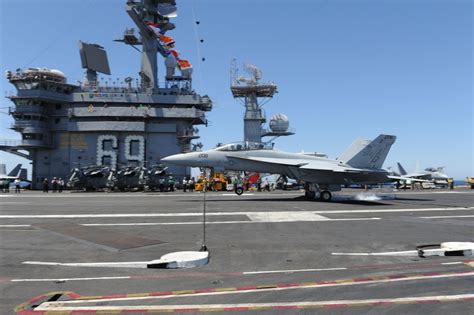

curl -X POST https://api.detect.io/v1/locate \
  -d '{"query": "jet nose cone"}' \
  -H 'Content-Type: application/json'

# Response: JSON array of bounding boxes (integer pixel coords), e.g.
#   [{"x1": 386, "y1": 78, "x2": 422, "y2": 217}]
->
[
  {"x1": 161, "y1": 154, "x2": 180, "y2": 163},
  {"x1": 161, "y1": 153, "x2": 192, "y2": 166}
]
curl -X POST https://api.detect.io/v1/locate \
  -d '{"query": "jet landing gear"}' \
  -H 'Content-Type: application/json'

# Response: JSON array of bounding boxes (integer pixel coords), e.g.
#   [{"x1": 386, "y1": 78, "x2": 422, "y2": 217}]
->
[
  {"x1": 319, "y1": 190, "x2": 332, "y2": 202},
  {"x1": 305, "y1": 190, "x2": 316, "y2": 199},
  {"x1": 304, "y1": 183, "x2": 333, "y2": 202}
]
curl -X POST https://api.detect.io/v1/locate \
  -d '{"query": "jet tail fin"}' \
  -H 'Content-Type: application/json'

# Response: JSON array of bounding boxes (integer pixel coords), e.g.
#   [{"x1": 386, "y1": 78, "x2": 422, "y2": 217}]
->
[
  {"x1": 338, "y1": 135, "x2": 396, "y2": 169},
  {"x1": 338, "y1": 138, "x2": 371, "y2": 165},
  {"x1": 397, "y1": 162, "x2": 408, "y2": 175},
  {"x1": 18, "y1": 168, "x2": 28, "y2": 180},
  {"x1": 7, "y1": 164, "x2": 22, "y2": 177}
]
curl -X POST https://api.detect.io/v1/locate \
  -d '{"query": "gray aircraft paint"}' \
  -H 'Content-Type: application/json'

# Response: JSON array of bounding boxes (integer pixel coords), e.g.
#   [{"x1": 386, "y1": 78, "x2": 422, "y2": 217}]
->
[{"x1": 162, "y1": 134, "x2": 396, "y2": 188}]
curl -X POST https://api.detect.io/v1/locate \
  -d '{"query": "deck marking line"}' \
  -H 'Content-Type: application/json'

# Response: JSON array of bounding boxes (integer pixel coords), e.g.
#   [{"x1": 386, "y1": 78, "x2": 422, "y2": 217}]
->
[
  {"x1": 243, "y1": 267, "x2": 347, "y2": 275},
  {"x1": 15, "y1": 260, "x2": 468, "y2": 282},
  {"x1": 332, "y1": 248, "x2": 445, "y2": 256},
  {"x1": 32, "y1": 294, "x2": 474, "y2": 312},
  {"x1": 2, "y1": 218, "x2": 382, "y2": 229},
  {"x1": 420, "y1": 215, "x2": 474, "y2": 219},
  {"x1": 11, "y1": 276, "x2": 132, "y2": 282},
  {"x1": 441, "y1": 262, "x2": 464, "y2": 265},
  {"x1": 29, "y1": 271, "x2": 474, "y2": 305},
  {"x1": 3, "y1": 206, "x2": 473, "y2": 219}
]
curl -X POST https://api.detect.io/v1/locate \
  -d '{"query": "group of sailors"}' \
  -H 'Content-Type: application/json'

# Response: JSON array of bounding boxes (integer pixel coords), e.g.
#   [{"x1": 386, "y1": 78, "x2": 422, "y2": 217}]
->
[
  {"x1": 239, "y1": 177, "x2": 273, "y2": 192},
  {"x1": 42, "y1": 177, "x2": 65, "y2": 193},
  {"x1": 182, "y1": 177, "x2": 195, "y2": 192}
]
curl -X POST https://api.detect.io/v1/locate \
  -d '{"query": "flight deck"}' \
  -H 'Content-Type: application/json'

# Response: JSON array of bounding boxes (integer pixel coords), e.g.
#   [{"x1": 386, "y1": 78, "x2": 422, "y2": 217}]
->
[{"x1": 1, "y1": 188, "x2": 473, "y2": 314}]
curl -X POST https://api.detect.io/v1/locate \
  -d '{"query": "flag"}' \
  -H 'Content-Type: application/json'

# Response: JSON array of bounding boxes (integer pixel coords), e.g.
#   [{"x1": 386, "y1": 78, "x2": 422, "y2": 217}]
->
[{"x1": 177, "y1": 59, "x2": 192, "y2": 70}]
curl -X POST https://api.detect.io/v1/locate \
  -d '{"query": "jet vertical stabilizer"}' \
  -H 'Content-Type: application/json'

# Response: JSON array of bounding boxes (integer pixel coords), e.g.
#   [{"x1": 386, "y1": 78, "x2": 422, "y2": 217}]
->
[
  {"x1": 397, "y1": 162, "x2": 408, "y2": 175},
  {"x1": 338, "y1": 138, "x2": 371, "y2": 165},
  {"x1": 342, "y1": 135, "x2": 396, "y2": 169},
  {"x1": 19, "y1": 168, "x2": 28, "y2": 180},
  {"x1": 7, "y1": 164, "x2": 22, "y2": 177}
]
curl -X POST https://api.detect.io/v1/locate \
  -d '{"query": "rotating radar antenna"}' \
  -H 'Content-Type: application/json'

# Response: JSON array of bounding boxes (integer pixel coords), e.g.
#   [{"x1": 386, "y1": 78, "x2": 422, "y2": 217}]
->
[{"x1": 230, "y1": 59, "x2": 294, "y2": 143}]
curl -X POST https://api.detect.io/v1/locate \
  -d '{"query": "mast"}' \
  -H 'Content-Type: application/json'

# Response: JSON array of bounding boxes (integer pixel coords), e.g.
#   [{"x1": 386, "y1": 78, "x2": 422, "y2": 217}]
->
[{"x1": 121, "y1": 0, "x2": 177, "y2": 91}]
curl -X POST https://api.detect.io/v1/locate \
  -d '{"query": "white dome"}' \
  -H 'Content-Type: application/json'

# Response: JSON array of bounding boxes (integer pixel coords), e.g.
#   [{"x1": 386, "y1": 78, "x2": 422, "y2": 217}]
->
[
  {"x1": 50, "y1": 69, "x2": 66, "y2": 77},
  {"x1": 269, "y1": 114, "x2": 290, "y2": 132}
]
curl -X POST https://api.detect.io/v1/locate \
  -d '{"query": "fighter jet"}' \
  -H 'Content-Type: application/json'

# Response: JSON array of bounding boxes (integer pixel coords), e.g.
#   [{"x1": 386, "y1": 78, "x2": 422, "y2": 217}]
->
[
  {"x1": 397, "y1": 163, "x2": 449, "y2": 185},
  {"x1": 0, "y1": 163, "x2": 23, "y2": 181},
  {"x1": 0, "y1": 164, "x2": 30, "y2": 190},
  {"x1": 162, "y1": 134, "x2": 397, "y2": 201}
]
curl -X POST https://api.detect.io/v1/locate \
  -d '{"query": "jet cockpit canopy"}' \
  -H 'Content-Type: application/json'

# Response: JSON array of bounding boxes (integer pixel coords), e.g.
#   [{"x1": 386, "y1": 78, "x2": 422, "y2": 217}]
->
[{"x1": 214, "y1": 141, "x2": 273, "y2": 152}]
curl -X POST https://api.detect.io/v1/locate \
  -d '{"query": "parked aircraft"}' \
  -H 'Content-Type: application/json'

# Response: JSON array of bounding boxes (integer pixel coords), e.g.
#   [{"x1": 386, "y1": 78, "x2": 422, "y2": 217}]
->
[
  {"x1": 0, "y1": 163, "x2": 23, "y2": 180},
  {"x1": 397, "y1": 163, "x2": 449, "y2": 184},
  {"x1": 162, "y1": 134, "x2": 397, "y2": 201},
  {"x1": 67, "y1": 165, "x2": 114, "y2": 191},
  {"x1": 0, "y1": 164, "x2": 30, "y2": 190}
]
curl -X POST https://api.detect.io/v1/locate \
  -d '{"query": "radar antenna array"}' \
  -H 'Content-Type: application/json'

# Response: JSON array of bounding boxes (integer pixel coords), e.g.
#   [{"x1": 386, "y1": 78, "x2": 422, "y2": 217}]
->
[{"x1": 230, "y1": 60, "x2": 294, "y2": 143}]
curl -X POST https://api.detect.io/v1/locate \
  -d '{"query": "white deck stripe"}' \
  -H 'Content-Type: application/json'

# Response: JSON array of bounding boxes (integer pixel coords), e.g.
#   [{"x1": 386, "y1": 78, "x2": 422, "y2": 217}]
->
[
  {"x1": 332, "y1": 250, "x2": 419, "y2": 256},
  {"x1": 13, "y1": 260, "x2": 467, "y2": 282},
  {"x1": 1, "y1": 207, "x2": 472, "y2": 219},
  {"x1": 243, "y1": 267, "x2": 347, "y2": 275},
  {"x1": 11, "y1": 267, "x2": 348, "y2": 282},
  {"x1": 35, "y1": 272, "x2": 474, "y2": 308},
  {"x1": 0, "y1": 218, "x2": 381, "y2": 228},
  {"x1": 22, "y1": 261, "x2": 152, "y2": 268},
  {"x1": 420, "y1": 215, "x2": 474, "y2": 219},
  {"x1": 441, "y1": 262, "x2": 464, "y2": 265},
  {"x1": 35, "y1": 271, "x2": 474, "y2": 306},
  {"x1": 0, "y1": 192, "x2": 300, "y2": 198},
  {"x1": 35, "y1": 293, "x2": 474, "y2": 311},
  {"x1": 314, "y1": 207, "x2": 474, "y2": 214},
  {"x1": 331, "y1": 248, "x2": 451, "y2": 256},
  {"x1": 11, "y1": 276, "x2": 131, "y2": 282}
]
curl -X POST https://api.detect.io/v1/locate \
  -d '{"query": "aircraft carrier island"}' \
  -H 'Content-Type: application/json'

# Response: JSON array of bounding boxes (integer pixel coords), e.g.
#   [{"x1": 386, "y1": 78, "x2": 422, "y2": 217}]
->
[{"x1": 1, "y1": 0, "x2": 212, "y2": 189}]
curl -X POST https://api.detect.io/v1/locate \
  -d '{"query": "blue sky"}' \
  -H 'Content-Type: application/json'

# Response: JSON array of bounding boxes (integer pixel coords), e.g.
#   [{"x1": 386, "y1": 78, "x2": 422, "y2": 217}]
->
[{"x1": 0, "y1": 0, "x2": 472, "y2": 179}]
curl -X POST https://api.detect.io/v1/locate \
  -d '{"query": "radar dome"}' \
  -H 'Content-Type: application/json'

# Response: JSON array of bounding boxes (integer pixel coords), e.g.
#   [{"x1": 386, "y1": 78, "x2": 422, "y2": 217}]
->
[
  {"x1": 50, "y1": 69, "x2": 66, "y2": 78},
  {"x1": 269, "y1": 114, "x2": 290, "y2": 132}
]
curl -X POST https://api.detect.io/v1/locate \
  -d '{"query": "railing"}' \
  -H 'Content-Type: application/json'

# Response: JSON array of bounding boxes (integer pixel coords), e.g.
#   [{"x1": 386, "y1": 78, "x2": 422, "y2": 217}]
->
[
  {"x1": 20, "y1": 139, "x2": 52, "y2": 147},
  {"x1": 79, "y1": 78, "x2": 192, "y2": 94},
  {"x1": 14, "y1": 89, "x2": 71, "y2": 102},
  {"x1": 11, "y1": 120, "x2": 48, "y2": 129},
  {"x1": 0, "y1": 139, "x2": 22, "y2": 147},
  {"x1": 9, "y1": 105, "x2": 49, "y2": 115}
]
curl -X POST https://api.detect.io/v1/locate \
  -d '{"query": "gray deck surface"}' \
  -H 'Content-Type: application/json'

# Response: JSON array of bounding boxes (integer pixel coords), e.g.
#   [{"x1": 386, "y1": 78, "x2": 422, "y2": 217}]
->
[{"x1": 1, "y1": 188, "x2": 473, "y2": 314}]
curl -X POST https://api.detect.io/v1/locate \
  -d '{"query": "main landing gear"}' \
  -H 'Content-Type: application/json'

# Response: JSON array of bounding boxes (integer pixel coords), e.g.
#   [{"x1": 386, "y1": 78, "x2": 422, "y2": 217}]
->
[
  {"x1": 319, "y1": 190, "x2": 332, "y2": 202},
  {"x1": 304, "y1": 183, "x2": 332, "y2": 202}
]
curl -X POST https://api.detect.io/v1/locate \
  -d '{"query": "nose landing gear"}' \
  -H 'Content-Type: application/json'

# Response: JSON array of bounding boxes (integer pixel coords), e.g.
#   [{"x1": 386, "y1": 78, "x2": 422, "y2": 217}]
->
[{"x1": 304, "y1": 183, "x2": 333, "y2": 202}]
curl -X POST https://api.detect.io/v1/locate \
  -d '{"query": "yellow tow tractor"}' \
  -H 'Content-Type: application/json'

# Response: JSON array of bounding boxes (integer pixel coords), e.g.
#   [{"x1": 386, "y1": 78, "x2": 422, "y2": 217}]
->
[
  {"x1": 465, "y1": 177, "x2": 474, "y2": 189},
  {"x1": 194, "y1": 172, "x2": 229, "y2": 191}
]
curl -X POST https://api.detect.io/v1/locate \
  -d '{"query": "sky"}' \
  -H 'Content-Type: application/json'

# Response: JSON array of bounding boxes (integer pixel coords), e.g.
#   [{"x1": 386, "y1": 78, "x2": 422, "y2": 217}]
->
[{"x1": 0, "y1": 0, "x2": 472, "y2": 179}]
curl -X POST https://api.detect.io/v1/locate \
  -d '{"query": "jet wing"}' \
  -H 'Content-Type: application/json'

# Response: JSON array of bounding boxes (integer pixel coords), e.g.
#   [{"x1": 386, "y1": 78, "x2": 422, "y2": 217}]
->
[
  {"x1": 227, "y1": 155, "x2": 310, "y2": 167},
  {"x1": 387, "y1": 175, "x2": 430, "y2": 182},
  {"x1": 299, "y1": 161, "x2": 360, "y2": 172},
  {"x1": 228, "y1": 155, "x2": 366, "y2": 173}
]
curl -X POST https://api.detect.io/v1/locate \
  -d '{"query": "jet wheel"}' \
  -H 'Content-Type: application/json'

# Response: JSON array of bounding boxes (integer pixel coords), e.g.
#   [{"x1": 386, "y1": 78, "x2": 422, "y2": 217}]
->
[
  {"x1": 235, "y1": 187, "x2": 244, "y2": 195},
  {"x1": 320, "y1": 190, "x2": 332, "y2": 202}
]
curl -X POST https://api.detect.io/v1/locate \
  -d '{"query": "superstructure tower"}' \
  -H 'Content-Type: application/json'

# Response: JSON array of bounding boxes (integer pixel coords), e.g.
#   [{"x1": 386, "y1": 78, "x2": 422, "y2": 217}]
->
[{"x1": 1, "y1": 0, "x2": 212, "y2": 189}]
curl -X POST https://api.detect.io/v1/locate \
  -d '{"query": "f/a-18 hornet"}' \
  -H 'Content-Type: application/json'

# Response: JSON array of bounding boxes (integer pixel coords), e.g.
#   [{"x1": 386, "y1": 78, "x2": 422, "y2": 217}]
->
[{"x1": 162, "y1": 134, "x2": 397, "y2": 201}]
